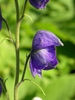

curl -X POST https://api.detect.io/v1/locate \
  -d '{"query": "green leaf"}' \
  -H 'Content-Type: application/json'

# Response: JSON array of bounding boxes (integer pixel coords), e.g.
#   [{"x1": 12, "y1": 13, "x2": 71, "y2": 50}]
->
[{"x1": 37, "y1": 75, "x2": 75, "y2": 100}]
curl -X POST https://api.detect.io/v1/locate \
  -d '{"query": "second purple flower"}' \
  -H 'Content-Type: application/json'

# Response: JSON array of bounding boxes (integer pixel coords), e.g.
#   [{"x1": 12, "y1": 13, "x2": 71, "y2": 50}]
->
[
  {"x1": 29, "y1": 30, "x2": 64, "y2": 77},
  {"x1": 29, "y1": 0, "x2": 49, "y2": 9}
]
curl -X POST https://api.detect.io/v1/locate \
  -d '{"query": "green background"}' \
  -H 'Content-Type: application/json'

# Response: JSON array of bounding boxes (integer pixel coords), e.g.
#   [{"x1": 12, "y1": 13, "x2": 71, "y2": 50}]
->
[{"x1": 0, "y1": 0, "x2": 75, "y2": 100}]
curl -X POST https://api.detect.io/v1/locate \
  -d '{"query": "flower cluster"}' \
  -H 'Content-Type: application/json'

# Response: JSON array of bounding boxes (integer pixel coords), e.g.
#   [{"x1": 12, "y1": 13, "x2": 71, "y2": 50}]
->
[{"x1": 29, "y1": 30, "x2": 63, "y2": 77}]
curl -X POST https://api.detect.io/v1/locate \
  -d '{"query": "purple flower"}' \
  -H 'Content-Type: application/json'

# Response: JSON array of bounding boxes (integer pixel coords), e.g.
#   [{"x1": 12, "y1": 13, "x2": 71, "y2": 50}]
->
[
  {"x1": 29, "y1": 30, "x2": 63, "y2": 77},
  {"x1": 29, "y1": 0, "x2": 49, "y2": 9},
  {"x1": 0, "y1": 7, "x2": 2, "y2": 30}
]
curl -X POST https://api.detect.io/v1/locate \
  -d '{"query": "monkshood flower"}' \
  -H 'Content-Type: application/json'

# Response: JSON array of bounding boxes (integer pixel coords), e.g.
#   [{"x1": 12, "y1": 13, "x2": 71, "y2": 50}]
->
[
  {"x1": 0, "y1": 7, "x2": 2, "y2": 30},
  {"x1": 29, "y1": 30, "x2": 63, "y2": 77},
  {"x1": 29, "y1": 0, "x2": 49, "y2": 9}
]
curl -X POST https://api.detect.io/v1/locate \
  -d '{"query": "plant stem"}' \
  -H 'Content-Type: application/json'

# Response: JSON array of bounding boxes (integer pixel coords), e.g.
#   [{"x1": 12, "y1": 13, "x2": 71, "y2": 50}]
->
[
  {"x1": 21, "y1": 54, "x2": 30, "y2": 81},
  {"x1": 15, "y1": 21, "x2": 20, "y2": 86},
  {"x1": 4, "y1": 86, "x2": 10, "y2": 100},
  {"x1": 14, "y1": 0, "x2": 19, "y2": 22},
  {"x1": 14, "y1": 0, "x2": 28, "y2": 100},
  {"x1": 14, "y1": 0, "x2": 20, "y2": 100},
  {"x1": 14, "y1": 0, "x2": 20, "y2": 86},
  {"x1": 5, "y1": 92, "x2": 10, "y2": 100},
  {"x1": 0, "y1": 77, "x2": 10, "y2": 100},
  {"x1": 2, "y1": 18, "x2": 15, "y2": 46},
  {"x1": 20, "y1": 0, "x2": 28, "y2": 21}
]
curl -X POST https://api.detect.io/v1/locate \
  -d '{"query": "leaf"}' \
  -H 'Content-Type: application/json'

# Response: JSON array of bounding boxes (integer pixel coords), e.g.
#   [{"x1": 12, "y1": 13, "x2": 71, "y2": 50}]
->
[{"x1": 37, "y1": 75, "x2": 75, "y2": 100}]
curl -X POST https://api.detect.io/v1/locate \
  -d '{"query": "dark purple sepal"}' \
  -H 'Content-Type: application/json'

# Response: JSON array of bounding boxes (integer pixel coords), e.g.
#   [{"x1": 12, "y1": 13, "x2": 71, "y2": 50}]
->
[{"x1": 32, "y1": 30, "x2": 63, "y2": 51}]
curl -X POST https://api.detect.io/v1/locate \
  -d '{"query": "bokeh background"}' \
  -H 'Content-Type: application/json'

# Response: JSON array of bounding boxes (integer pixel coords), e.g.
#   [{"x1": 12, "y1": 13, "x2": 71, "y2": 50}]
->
[{"x1": 0, "y1": 0, "x2": 75, "y2": 100}]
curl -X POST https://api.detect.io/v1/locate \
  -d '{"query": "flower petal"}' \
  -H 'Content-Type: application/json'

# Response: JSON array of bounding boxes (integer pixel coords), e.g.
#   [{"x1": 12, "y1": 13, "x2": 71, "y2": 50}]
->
[
  {"x1": 29, "y1": 0, "x2": 49, "y2": 9},
  {"x1": 30, "y1": 59, "x2": 42, "y2": 77},
  {"x1": 30, "y1": 46, "x2": 58, "y2": 71},
  {"x1": 32, "y1": 30, "x2": 63, "y2": 51},
  {"x1": 43, "y1": 55, "x2": 58, "y2": 70}
]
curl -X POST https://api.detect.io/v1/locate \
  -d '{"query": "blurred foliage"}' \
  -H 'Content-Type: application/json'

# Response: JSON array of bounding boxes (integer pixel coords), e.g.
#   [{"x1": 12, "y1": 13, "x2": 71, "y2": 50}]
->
[{"x1": 0, "y1": 0, "x2": 75, "y2": 100}]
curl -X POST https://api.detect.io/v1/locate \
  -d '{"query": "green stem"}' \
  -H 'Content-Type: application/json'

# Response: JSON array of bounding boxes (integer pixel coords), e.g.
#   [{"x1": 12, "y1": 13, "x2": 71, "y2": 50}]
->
[
  {"x1": 5, "y1": 92, "x2": 10, "y2": 100},
  {"x1": 20, "y1": 0, "x2": 28, "y2": 21},
  {"x1": 15, "y1": 22, "x2": 20, "y2": 86},
  {"x1": 13, "y1": 54, "x2": 30, "y2": 96},
  {"x1": 14, "y1": 85, "x2": 18, "y2": 100},
  {"x1": 14, "y1": 0, "x2": 20, "y2": 86},
  {"x1": 21, "y1": 54, "x2": 30, "y2": 81},
  {"x1": 4, "y1": 86, "x2": 10, "y2": 100},
  {"x1": 14, "y1": 0, "x2": 19, "y2": 22},
  {"x1": 14, "y1": 0, "x2": 28, "y2": 100},
  {"x1": 0, "y1": 78, "x2": 10, "y2": 100},
  {"x1": 14, "y1": 0, "x2": 20, "y2": 100},
  {"x1": 14, "y1": 22, "x2": 20, "y2": 100},
  {"x1": 2, "y1": 18, "x2": 15, "y2": 46}
]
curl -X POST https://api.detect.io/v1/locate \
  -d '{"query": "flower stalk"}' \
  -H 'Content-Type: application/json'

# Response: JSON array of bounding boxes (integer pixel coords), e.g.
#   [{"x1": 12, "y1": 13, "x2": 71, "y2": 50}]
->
[
  {"x1": 14, "y1": 0, "x2": 20, "y2": 100},
  {"x1": 14, "y1": 0, "x2": 28, "y2": 100},
  {"x1": 14, "y1": 0, "x2": 20, "y2": 86},
  {"x1": 2, "y1": 18, "x2": 15, "y2": 45},
  {"x1": 21, "y1": 54, "x2": 30, "y2": 81},
  {"x1": 0, "y1": 78, "x2": 10, "y2": 100},
  {"x1": 20, "y1": 0, "x2": 28, "y2": 21},
  {"x1": 15, "y1": 21, "x2": 20, "y2": 86}
]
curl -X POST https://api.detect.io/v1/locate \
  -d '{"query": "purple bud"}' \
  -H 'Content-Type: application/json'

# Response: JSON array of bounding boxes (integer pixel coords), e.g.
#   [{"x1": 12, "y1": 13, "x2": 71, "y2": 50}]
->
[
  {"x1": 29, "y1": 30, "x2": 64, "y2": 77},
  {"x1": 29, "y1": 0, "x2": 49, "y2": 9}
]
